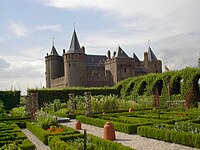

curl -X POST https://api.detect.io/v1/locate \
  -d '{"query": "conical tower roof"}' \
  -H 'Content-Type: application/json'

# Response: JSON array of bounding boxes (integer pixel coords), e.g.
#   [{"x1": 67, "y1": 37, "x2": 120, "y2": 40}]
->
[
  {"x1": 50, "y1": 45, "x2": 58, "y2": 55},
  {"x1": 133, "y1": 53, "x2": 140, "y2": 61},
  {"x1": 148, "y1": 47, "x2": 157, "y2": 62},
  {"x1": 67, "y1": 30, "x2": 82, "y2": 53},
  {"x1": 116, "y1": 46, "x2": 129, "y2": 58}
]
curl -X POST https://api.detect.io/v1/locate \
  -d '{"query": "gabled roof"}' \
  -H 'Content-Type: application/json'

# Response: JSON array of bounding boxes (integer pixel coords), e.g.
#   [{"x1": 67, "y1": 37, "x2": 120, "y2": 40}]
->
[
  {"x1": 148, "y1": 47, "x2": 157, "y2": 62},
  {"x1": 133, "y1": 53, "x2": 140, "y2": 61},
  {"x1": 50, "y1": 45, "x2": 58, "y2": 55},
  {"x1": 116, "y1": 46, "x2": 129, "y2": 58},
  {"x1": 67, "y1": 30, "x2": 82, "y2": 53}
]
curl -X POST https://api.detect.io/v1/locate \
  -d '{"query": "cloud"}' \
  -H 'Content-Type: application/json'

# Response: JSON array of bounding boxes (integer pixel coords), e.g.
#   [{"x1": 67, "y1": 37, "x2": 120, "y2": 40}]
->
[
  {"x1": 0, "y1": 58, "x2": 10, "y2": 69},
  {"x1": 0, "y1": 59, "x2": 45, "y2": 94},
  {"x1": 36, "y1": 24, "x2": 62, "y2": 32},
  {"x1": 8, "y1": 21, "x2": 28, "y2": 37}
]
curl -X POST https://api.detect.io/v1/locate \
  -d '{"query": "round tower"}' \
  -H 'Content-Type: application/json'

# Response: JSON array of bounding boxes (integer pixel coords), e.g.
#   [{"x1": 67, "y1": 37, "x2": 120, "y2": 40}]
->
[
  {"x1": 45, "y1": 45, "x2": 64, "y2": 88},
  {"x1": 64, "y1": 30, "x2": 86, "y2": 87}
]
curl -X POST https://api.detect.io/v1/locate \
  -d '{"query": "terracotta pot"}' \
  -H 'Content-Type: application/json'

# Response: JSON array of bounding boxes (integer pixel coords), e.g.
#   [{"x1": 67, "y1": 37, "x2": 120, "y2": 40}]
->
[
  {"x1": 104, "y1": 121, "x2": 116, "y2": 141},
  {"x1": 75, "y1": 120, "x2": 81, "y2": 130},
  {"x1": 129, "y1": 107, "x2": 134, "y2": 112}
]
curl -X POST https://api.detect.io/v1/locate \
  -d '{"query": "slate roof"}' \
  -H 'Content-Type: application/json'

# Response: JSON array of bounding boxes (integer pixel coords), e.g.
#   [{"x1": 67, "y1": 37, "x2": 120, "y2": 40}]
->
[
  {"x1": 133, "y1": 53, "x2": 140, "y2": 61},
  {"x1": 50, "y1": 45, "x2": 58, "y2": 55},
  {"x1": 86, "y1": 55, "x2": 107, "y2": 67},
  {"x1": 116, "y1": 46, "x2": 129, "y2": 58},
  {"x1": 148, "y1": 47, "x2": 157, "y2": 62},
  {"x1": 67, "y1": 30, "x2": 82, "y2": 53}
]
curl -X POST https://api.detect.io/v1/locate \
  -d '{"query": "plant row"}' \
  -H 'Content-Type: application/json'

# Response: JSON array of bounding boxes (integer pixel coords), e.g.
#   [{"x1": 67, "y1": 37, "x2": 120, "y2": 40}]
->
[
  {"x1": 26, "y1": 121, "x2": 134, "y2": 150},
  {"x1": 76, "y1": 115, "x2": 146, "y2": 134},
  {"x1": 0, "y1": 123, "x2": 35, "y2": 150},
  {"x1": 28, "y1": 87, "x2": 119, "y2": 107},
  {"x1": 137, "y1": 125, "x2": 200, "y2": 148}
]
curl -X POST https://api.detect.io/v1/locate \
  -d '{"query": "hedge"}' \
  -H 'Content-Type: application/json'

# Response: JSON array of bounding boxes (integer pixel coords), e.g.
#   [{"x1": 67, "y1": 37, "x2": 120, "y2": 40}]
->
[
  {"x1": 26, "y1": 122, "x2": 49, "y2": 145},
  {"x1": 137, "y1": 126, "x2": 200, "y2": 148},
  {"x1": 88, "y1": 134, "x2": 134, "y2": 150},
  {"x1": 48, "y1": 133, "x2": 134, "y2": 150},
  {"x1": 118, "y1": 67, "x2": 200, "y2": 107},
  {"x1": 28, "y1": 87, "x2": 119, "y2": 107},
  {"x1": 0, "y1": 91, "x2": 20, "y2": 110},
  {"x1": 76, "y1": 115, "x2": 141, "y2": 134},
  {"x1": 48, "y1": 136, "x2": 77, "y2": 150},
  {"x1": 0, "y1": 123, "x2": 35, "y2": 150}
]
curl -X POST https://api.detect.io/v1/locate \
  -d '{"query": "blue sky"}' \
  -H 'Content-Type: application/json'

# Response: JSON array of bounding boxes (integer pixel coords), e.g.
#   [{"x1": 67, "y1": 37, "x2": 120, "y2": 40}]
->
[{"x1": 0, "y1": 0, "x2": 200, "y2": 94}]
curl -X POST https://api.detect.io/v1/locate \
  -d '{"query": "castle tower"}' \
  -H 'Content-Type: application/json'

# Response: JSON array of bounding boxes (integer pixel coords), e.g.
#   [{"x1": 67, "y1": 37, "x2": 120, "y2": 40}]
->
[
  {"x1": 63, "y1": 30, "x2": 86, "y2": 87},
  {"x1": 45, "y1": 44, "x2": 64, "y2": 88},
  {"x1": 105, "y1": 46, "x2": 135, "y2": 85},
  {"x1": 143, "y1": 46, "x2": 162, "y2": 73}
]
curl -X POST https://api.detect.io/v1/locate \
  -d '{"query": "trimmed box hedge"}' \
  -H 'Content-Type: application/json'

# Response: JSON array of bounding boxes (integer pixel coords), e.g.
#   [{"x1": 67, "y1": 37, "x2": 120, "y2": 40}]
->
[
  {"x1": 76, "y1": 115, "x2": 141, "y2": 134},
  {"x1": 26, "y1": 122, "x2": 49, "y2": 145},
  {"x1": 137, "y1": 126, "x2": 200, "y2": 148},
  {"x1": 0, "y1": 123, "x2": 35, "y2": 149}
]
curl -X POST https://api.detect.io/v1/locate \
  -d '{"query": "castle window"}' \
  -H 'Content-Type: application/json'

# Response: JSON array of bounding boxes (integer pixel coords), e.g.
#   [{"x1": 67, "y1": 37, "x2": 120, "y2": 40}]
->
[
  {"x1": 69, "y1": 63, "x2": 71, "y2": 67},
  {"x1": 124, "y1": 68, "x2": 126, "y2": 73},
  {"x1": 155, "y1": 64, "x2": 156, "y2": 67}
]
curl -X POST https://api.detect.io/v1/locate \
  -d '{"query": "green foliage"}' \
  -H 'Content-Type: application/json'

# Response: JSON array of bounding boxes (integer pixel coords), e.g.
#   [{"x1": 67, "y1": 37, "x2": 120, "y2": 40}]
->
[
  {"x1": 68, "y1": 137, "x2": 97, "y2": 150},
  {"x1": 88, "y1": 134, "x2": 134, "y2": 150},
  {"x1": 48, "y1": 136, "x2": 77, "y2": 150},
  {"x1": 76, "y1": 115, "x2": 140, "y2": 134},
  {"x1": 91, "y1": 95, "x2": 130, "y2": 113},
  {"x1": 28, "y1": 87, "x2": 119, "y2": 107},
  {"x1": 0, "y1": 123, "x2": 35, "y2": 150},
  {"x1": 26, "y1": 122, "x2": 49, "y2": 145},
  {"x1": 53, "y1": 99, "x2": 61, "y2": 112},
  {"x1": 118, "y1": 67, "x2": 200, "y2": 109},
  {"x1": 35, "y1": 109, "x2": 57, "y2": 129},
  {"x1": 137, "y1": 126, "x2": 200, "y2": 148},
  {"x1": 10, "y1": 107, "x2": 26, "y2": 117},
  {"x1": 0, "y1": 91, "x2": 20, "y2": 110}
]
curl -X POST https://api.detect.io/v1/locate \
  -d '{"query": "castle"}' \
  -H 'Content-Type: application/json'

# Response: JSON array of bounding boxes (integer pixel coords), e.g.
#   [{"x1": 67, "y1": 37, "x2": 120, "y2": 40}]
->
[{"x1": 45, "y1": 30, "x2": 162, "y2": 88}]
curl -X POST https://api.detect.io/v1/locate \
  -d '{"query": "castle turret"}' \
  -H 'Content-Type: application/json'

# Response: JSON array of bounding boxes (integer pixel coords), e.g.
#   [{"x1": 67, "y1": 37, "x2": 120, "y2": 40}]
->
[
  {"x1": 45, "y1": 44, "x2": 64, "y2": 88},
  {"x1": 63, "y1": 30, "x2": 86, "y2": 87},
  {"x1": 143, "y1": 46, "x2": 162, "y2": 73}
]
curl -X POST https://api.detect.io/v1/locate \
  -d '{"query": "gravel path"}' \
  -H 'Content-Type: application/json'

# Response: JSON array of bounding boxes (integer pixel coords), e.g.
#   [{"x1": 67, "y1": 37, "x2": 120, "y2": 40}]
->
[
  {"x1": 21, "y1": 129, "x2": 51, "y2": 150},
  {"x1": 62, "y1": 120, "x2": 199, "y2": 150}
]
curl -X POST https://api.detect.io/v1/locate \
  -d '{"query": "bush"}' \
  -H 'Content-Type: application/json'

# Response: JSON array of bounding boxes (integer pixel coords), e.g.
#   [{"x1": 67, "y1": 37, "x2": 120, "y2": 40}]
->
[
  {"x1": 48, "y1": 136, "x2": 77, "y2": 150},
  {"x1": 26, "y1": 122, "x2": 49, "y2": 145},
  {"x1": 28, "y1": 87, "x2": 119, "y2": 107},
  {"x1": 137, "y1": 126, "x2": 200, "y2": 148},
  {"x1": 19, "y1": 139, "x2": 36, "y2": 150},
  {"x1": 76, "y1": 115, "x2": 142, "y2": 134},
  {"x1": 0, "y1": 91, "x2": 20, "y2": 110},
  {"x1": 10, "y1": 106, "x2": 26, "y2": 117},
  {"x1": 35, "y1": 109, "x2": 57, "y2": 129}
]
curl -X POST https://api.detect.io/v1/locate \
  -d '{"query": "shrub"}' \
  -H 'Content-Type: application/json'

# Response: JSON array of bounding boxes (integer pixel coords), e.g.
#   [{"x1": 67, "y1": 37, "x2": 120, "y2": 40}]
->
[
  {"x1": 0, "y1": 91, "x2": 20, "y2": 110},
  {"x1": 35, "y1": 109, "x2": 57, "y2": 129},
  {"x1": 10, "y1": 106, "x2": 26, "y2": 117},
  {"x1": 137, "y1": 126, "x2": 200, "y2": 148},
  {"x1": 26, "y1": 122, "x2": 49, "y2": 145}
]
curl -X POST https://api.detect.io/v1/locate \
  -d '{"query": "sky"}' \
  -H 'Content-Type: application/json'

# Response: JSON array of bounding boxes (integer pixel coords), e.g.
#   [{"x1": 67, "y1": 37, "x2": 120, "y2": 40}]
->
[{"x1": 0, "y1": 0, "x2": 200, "y2": 95}]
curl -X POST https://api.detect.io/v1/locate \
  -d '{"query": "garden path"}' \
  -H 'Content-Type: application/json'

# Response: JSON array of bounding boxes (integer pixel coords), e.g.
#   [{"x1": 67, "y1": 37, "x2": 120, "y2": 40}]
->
[
  {"x1": 62, "y1": 119, "x2": 199, "y2": 150},
  {"x1": 21, "y1": 129, "x2": 51, "y2": 150}
]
